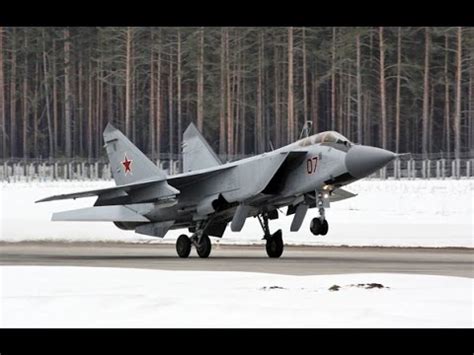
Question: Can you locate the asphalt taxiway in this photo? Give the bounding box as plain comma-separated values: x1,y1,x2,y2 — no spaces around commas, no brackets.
0,242,472,277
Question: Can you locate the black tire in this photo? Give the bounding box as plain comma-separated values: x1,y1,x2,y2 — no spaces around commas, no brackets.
310,218,321,236
266,229,284,258
197,234,212,258
176,234,191,258
320,220,329,236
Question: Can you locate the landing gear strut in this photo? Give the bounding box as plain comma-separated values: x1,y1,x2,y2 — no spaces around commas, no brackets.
258,213,284,258
310,192,330,236
175,222,212,258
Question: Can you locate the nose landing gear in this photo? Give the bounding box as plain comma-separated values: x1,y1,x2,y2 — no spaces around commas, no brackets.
310,191,330,236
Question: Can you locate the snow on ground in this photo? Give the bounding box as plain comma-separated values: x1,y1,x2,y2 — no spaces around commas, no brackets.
0,266,472,328
1,179,473,248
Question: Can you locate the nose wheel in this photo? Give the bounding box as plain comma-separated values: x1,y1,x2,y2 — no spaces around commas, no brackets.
310,218,329,236
310,203,329,236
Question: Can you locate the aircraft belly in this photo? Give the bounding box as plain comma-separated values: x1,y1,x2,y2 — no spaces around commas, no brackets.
145,204,183,223
135,220,175,238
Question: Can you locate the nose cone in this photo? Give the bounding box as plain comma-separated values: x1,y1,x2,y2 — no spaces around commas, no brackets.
345,145,396,179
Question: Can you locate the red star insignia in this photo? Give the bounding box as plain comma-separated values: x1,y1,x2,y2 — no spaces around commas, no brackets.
121,155,133,174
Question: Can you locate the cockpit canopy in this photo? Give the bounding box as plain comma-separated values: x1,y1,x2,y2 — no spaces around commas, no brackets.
298,131,352,147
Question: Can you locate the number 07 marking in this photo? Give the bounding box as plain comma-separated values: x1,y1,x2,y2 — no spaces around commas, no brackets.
306,156,318,174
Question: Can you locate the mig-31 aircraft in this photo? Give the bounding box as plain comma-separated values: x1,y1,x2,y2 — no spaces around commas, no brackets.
37,122,399,258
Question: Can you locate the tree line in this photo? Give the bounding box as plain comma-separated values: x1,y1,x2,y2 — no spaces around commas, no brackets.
0,27,472,162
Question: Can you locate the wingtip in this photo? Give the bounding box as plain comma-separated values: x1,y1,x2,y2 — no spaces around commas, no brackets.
36,195,58,203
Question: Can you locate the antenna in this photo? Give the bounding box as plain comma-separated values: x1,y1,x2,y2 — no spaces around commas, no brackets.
299,121,313,139
269,140,275,151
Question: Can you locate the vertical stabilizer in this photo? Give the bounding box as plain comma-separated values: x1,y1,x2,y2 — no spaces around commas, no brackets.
103,123,166,185
182,123,222,172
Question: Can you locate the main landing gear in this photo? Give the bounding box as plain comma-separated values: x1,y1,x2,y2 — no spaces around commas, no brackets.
257,212,284,258
176,230,212,258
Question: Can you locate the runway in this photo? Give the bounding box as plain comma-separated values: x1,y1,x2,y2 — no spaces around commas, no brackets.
1,242,472,277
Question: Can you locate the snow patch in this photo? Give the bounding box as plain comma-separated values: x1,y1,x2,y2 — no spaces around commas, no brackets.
1,266,472,328
1,179,473,247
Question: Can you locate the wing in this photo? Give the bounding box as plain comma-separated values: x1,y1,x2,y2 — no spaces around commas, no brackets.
36,165,236,204
35,178,177,204
167,164,236,190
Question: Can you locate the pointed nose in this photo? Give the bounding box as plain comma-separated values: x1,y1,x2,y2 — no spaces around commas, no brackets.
345,145,396,179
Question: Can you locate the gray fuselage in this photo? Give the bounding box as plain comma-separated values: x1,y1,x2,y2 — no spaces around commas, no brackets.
137,136,355,234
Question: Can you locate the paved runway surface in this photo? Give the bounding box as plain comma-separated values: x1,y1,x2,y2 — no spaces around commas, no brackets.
0,242,472,277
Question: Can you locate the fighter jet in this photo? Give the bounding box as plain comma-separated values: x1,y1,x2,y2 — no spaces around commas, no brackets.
37,122,398,258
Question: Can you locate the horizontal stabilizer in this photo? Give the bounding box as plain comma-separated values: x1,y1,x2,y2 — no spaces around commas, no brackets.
52,206,150,222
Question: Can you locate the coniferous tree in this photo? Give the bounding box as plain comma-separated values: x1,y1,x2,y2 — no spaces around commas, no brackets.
0,26,471,163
